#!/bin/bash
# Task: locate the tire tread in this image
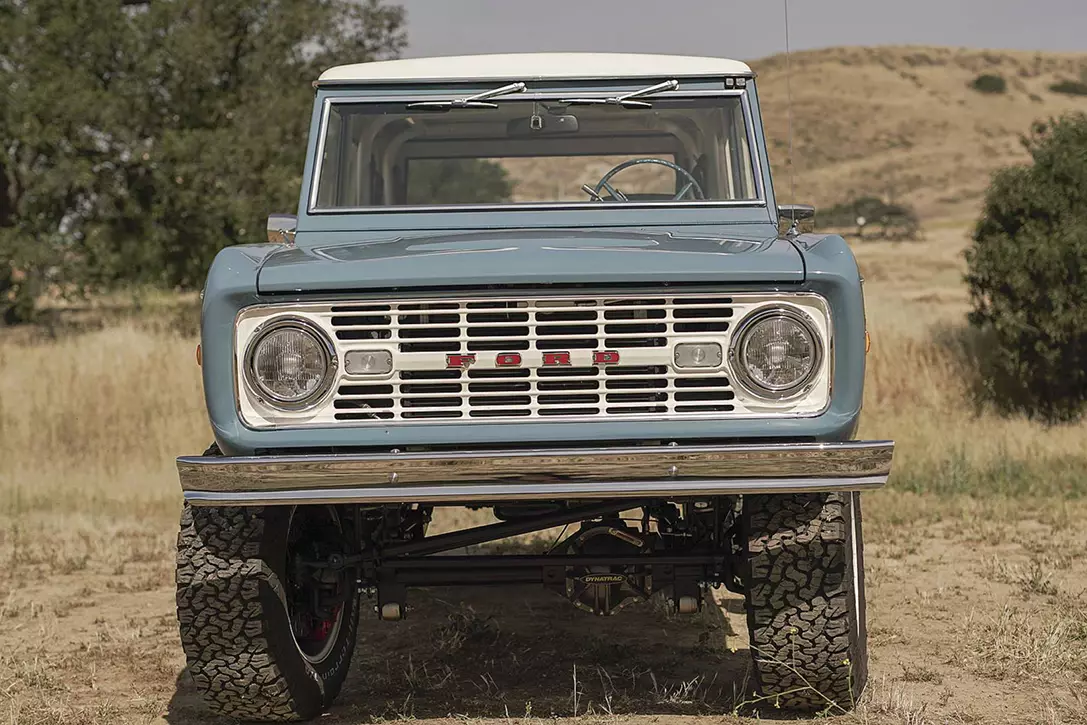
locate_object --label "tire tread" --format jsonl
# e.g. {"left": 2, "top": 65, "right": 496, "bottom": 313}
{"left": 743, "top": 492, "right": 866, "bottom": 712}
{"left": 176, "top": 505, "right": 312, "bottom": 722}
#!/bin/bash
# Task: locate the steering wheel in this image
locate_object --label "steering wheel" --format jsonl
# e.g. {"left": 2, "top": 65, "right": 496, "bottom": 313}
{"left": 585, "top": 158, "right": 705, "bottom": 202}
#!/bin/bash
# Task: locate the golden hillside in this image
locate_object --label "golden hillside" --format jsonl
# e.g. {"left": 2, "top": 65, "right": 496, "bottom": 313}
{"left": 501, "top": 46, "right": 1087, "bottom": 223}
{"left": 756, "top": 45, "right": 1087, "bottom": 221}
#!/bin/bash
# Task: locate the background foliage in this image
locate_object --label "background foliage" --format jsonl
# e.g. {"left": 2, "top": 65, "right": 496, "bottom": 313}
{"left": 965, "top": 114, "right": 1087, "bottom": 422}
{"left": 819, "top": 195, "right": 921, "bottom": 240}
{"left": 1049, "top": 79, "right": 1087, "bottom": 97}
{"left": 0, "top": 0, "right": 406, "bottom": 322}
{"left": 970, "top": 73, "right": 1008, "bottom": 94}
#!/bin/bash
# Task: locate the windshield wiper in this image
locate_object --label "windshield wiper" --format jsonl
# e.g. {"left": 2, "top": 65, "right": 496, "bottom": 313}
{"left": 559, "top": 79, "right": 679, "bottom": 109}
{"left": 406, "top": 81, "right": 527, "bottom": 110}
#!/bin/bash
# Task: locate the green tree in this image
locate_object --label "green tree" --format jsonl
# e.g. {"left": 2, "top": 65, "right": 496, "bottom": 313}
{"left": 965, "top": 115, "right": 1087, "bottom": 421}
{"left": 0, "top": 0, "right": 136, "bottom": 319}
{"left": 0, "top": 0, "right": 406, "bottom": 321}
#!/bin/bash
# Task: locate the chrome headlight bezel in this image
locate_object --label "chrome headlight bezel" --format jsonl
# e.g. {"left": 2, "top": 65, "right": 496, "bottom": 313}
{"left": 728, "top": 306, "right": 824, "bottom": 401}
{"left": 243, "top": 316, "right": 338, "bottom": 410}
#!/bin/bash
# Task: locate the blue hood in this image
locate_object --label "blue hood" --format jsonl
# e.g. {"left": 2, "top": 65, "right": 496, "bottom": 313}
{"left": 256, "top": 227, "right": 803, "bottom": 294}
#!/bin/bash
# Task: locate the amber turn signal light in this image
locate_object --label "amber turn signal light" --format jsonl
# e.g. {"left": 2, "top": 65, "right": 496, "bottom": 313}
{"left": 196, "top": 344, "right": 202, "bottom": 367}
{"left": 865, "top": 331, "right": 871, "bottom": 354}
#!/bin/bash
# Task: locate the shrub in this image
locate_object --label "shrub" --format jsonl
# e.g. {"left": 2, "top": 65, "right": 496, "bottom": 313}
{"left": 0, "top": 231, "right": 48, "bottom": 325}
{"left": 970, "top": 74, "right": 1008, "bottom": 94}
{"left": 820, "top": 196, "right": 921, "bottom": 239}
{"left": 1049, "top": 79, "right": 1087, "bottom": 97}
{"left": 965, "top": 115, "right": 1087, "bottom": 422}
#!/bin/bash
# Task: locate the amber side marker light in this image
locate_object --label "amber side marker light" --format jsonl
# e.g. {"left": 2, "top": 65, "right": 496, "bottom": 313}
{"left": 196, "top": 344, "right": 202, "bottom": 367}
{"left": 865, "top": 331, "right": 871, "bottom": 354}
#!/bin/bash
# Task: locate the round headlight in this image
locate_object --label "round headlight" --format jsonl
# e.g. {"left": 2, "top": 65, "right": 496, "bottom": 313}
{"left": 731, "top": 308, "right": 821, "bottom": 398}
{"left": 246, "top": 320, "right": 335, "bottom": 407}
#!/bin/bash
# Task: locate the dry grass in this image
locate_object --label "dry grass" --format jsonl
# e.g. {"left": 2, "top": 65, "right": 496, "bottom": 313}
{"left": 0, "top": 326, "right": 206, "bottom": 495}
{"left": 0, "top": 326, "right": 205, "bottom": 649}
{"left": 964, "top": 598, "right": 1087, "bottom": 682}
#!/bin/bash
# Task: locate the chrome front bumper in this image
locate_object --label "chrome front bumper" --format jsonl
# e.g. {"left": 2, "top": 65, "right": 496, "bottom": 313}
{"left": 178, "top": 441, "right": 894, "bottom": 506}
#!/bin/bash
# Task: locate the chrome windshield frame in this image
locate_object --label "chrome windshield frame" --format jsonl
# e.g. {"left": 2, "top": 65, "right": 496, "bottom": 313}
{"left": 306, "top": 87, "right": 765, "bottom": 215}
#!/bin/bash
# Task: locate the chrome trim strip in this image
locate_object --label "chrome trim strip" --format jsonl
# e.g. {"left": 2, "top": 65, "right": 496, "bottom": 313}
{"left": 308, "top": 97, "right": 333, "bottom": 212}
{"left": 178, "top": 440, "right": 894, "bottom": 503}
{"left": 740, "top": 91, "right": 765, "bottom": 202}
{"left": 728, "top": 306, "right": 824, "bottom": 400}
{"left": 242, "top": 316, "right": 339, "bottom": 410}
{"left": 308, "top": 200, "right": 768, "bottom": 215}
{"left": 315, "top": 76, "right": 757, "bottom": 89}
{"left": 183, "top": 475, "right": 888, "bottom": 506}
{"left": 320, "top": 89, "right": 748, "bottom": 105}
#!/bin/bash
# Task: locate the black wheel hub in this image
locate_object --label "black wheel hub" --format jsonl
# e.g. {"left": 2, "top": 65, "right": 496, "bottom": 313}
{"left": 286, "top": 506, "right": 351, "bottom": 662}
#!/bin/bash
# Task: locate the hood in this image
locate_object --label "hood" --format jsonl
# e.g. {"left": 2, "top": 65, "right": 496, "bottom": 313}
{"left": 256, "top": 227, "right": 803, "bottom": 294}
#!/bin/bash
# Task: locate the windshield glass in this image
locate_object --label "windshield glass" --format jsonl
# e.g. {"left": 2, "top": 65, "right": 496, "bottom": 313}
{"left": 312, "top": 94, "right": 758, "bottom": 210}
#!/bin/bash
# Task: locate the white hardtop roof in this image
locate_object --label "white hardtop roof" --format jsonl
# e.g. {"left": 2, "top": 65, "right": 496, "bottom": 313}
{"left": 318, "top": 53, "right": 753, "bottom": 85}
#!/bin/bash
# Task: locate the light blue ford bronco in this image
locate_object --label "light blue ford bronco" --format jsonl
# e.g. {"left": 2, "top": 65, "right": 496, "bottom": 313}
{"left": 175, "top": 53, "right": 894, "bottom": 720}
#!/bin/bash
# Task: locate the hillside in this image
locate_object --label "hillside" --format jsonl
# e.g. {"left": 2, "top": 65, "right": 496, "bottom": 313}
{"left": 756, "top": 45, "right": 1087, "bottom": 221}
{"left": 503, "top": 46, "right": 1087, "bottom": 223}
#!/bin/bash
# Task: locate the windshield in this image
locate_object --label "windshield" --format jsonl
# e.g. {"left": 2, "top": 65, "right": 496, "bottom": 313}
{"left": 311, "top": 94, "right": 759, "bottom": 210}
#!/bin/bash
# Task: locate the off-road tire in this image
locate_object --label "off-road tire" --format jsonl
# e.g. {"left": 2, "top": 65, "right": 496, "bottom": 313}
{"left": 176, "top": 504, "right": 360, "bottom": 721}
{"left": 742, "top": 491, "right": 867, "bottom": 712}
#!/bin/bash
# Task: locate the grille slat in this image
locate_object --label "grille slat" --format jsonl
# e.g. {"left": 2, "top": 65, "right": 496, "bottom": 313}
{"left": 340, "top": 331, "right": 691, "bottom": 341}
{"left": 327, "top": 293, "right": 743, "bottom": 423}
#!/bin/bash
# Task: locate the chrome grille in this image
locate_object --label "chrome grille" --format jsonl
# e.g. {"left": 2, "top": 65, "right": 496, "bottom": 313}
{"left": 234, "top": 292, "right": 833, "bottom": 429}
{"left": 328, "top": 297, "right": 736, "bottom": 422}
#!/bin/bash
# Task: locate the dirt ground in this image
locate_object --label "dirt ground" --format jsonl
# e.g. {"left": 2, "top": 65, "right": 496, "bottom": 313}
{"left": 3, "top": 494, "right": 1085, "bottom": 725}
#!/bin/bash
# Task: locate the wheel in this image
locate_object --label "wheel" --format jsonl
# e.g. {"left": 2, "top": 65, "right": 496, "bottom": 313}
{"left": 741, "top": 491, "right": 867, "bottom": 712}
{"left": 176, "top": 504, "right": 360, "bottom": 721}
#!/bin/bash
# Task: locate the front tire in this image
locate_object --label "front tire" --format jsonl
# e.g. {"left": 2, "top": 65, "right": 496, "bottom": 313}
{"left": 176, "top": 504, "right": 359, "bottom": 721}
{"left": 742, "top": 491, "right": 867, "bottom": 712}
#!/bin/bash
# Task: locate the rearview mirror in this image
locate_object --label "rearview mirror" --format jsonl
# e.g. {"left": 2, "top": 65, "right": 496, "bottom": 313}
{"left": 267, "top": 214, "right": 297, "bottom": 244}
{"left": 506, "top": 113, "right": 579, "bottom": 137}
{"left": 778, "top": 204, "right": 816, "bottom": 235}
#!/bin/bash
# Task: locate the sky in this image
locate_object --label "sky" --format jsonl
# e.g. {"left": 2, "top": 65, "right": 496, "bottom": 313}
{"left": 395, "top": 0, "right": 1087, "bottom": 61}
